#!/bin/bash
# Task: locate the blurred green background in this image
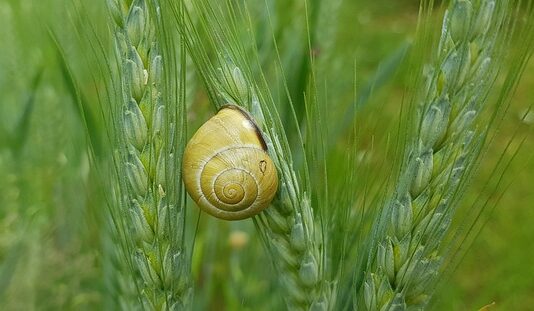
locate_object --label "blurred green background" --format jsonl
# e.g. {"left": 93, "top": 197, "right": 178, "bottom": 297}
{"left": 0, "top": 0, "right": 532, "bottom": 310}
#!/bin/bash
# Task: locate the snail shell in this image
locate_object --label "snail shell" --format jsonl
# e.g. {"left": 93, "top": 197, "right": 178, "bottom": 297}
{"left": 182, "top": 105, "right": 278, "bottom": 220}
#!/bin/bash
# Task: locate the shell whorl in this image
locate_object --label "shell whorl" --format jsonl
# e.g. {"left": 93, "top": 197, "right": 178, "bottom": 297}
{"left": 182, "top": 105, "right": 278, "bottom": 220}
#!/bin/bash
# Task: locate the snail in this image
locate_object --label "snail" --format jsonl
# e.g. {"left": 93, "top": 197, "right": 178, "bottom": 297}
{"left": 182, "top": 105, "right": 278, "bottom": 220}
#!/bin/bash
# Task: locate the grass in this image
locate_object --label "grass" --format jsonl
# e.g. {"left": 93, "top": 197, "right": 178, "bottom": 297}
{"left": 0, "top": 0, "right": 533, "bottom": 310}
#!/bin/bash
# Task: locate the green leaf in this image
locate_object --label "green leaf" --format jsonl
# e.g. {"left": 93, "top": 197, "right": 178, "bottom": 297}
{"left": 10, "top": 69, "right": 43, "bottom": 155}
{"left": 49, "top": 31, "right": 104, "bottom": 157}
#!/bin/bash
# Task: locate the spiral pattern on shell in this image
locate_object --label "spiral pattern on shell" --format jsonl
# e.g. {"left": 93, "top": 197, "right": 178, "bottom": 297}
{"left": 182, "top": 105, "right": 278, "bottom": 220}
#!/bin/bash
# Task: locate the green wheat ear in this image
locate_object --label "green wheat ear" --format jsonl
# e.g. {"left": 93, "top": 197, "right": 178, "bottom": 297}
{"left": 105, "top": 0, "right": 191, "bottom": 309}
{"left": 169, "top": 0, "right": 330, "bottom": 308}
{"left": 356, "top": 0, "right": 514, "bottom": 309}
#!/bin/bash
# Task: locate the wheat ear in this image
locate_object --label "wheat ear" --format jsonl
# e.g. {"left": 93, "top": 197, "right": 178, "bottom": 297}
{"left": 176, "top": 0, "right": 329, "bottom": 306}
{"left": 357, "top": 0, "right": 506, "bottom": 309}
{"left": 233, "top": 73, "right": 328, "bottom": 310}
{"left": 107, "top": 0, "right": 191, "bottom": 309}
{"left": 214, "top": 61, "right": 328, "bottom": 310}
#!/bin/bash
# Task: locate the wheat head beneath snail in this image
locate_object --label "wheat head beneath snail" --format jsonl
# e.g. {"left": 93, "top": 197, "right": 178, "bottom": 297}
{"left": 182, "top": 105, "right": 278, "bottom": 220}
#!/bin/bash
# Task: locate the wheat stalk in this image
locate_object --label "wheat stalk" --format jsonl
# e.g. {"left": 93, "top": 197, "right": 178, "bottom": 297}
{"left": 106, "top": 0, "right": 191, "bottom": 309}
{"left": 356, "top": 0, "right": 507, "bottom": 309}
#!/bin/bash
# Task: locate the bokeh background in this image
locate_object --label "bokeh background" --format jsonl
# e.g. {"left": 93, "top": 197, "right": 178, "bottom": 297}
{"left": 0, "top": 0, "right": 532, "bottom": 309}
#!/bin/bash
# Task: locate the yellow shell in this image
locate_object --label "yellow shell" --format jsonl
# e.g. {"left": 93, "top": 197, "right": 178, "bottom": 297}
{"left": 182, "top": 105, "right": 278, "bottom": 220}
